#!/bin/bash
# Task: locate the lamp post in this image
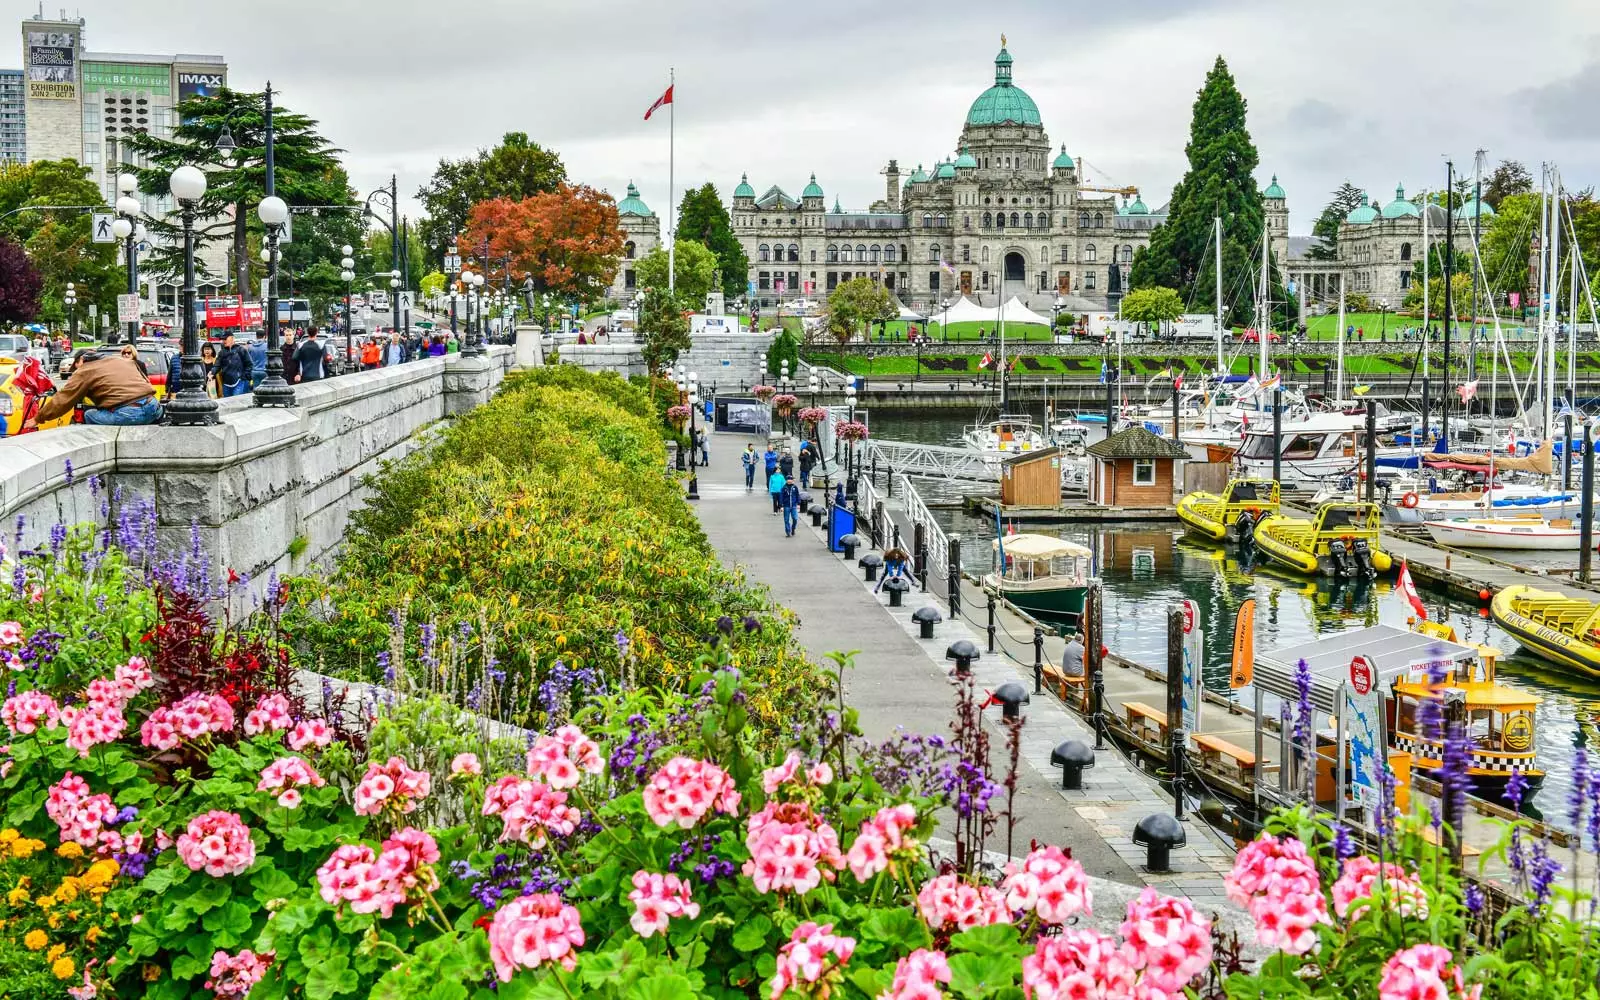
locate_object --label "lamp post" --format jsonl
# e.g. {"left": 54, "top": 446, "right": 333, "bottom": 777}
{"left": 460, "top": 269, "right": 475, "bottom": 349}
{"left": 470, "top": 273, "right": 486, "bottom": 353}
{"left": 63, "top": 282, "right": 77, "bottom": 342}
{"left": 167, "top": 165, "right": 217, "bottom": 425}
{"left": 111, "top": 173, "right": 142, "bottom": 345}
{"left": 780, "top": 359, "right": 790, "bottom": 436}
{"left": 251, "top": 83, "right": 296, "bottom": 407}
{"left": 845, "top": 381, "right": 858, "bottom": 498}
{"left": 339, "top": 244, "right": 356, "bottom": 364}
{"left": 686, "top": 383, "right": 701, "bottom": 501}
{"left": 1379, "top": 298, "right": 1389, "bottom": 343}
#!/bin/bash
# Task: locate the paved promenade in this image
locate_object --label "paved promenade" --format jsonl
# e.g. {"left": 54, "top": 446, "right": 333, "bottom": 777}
{"left": 691, "top": 433, "right": 1244, "bottom": 910}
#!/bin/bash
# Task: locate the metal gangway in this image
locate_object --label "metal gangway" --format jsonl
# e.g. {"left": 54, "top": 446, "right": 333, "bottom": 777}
{"left": 859, "top": 438, "right": 998, "bottom": 484}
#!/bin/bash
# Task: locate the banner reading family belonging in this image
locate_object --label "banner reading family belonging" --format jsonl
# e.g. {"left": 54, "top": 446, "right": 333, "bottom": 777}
{"left": 27, "top": 30, "right": 77, "bottom": 100}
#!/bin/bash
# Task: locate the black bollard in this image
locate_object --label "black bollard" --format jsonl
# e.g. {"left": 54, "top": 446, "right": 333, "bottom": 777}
{"left": 986, "top": 592, "right": 997, "bottom": 653}
{"left": 859, "top": 552, "right": 883, "bottom": 582}
{"left": 914, "top": 523, "right": 928, "bottom": 592}
{"left": 947, "top": 639, "right": 979, "bottom": 676}
{"left": 1133, "top": 814, "right": 1187, "bottom": 872}
{"left": 1086, "top": 584, "right": 1106, "bottom": 750}
{"left": 948, "top": 534, "right": 963, "bottom": 619}
{"left": 1033, "top": 626, "right": 1045, "bottom": 694}
{"left": 1582, "top": 422, "right": 1594, "bottom": 584}
{"left": 1565, "top": 412, "right": 1575, "bottom": 492}
{"left": 1052, "top": 740, "right": 1095, "bottom": 790}
{"left": 912, "top": 606, "right": 942, "bottom": 639}
{"left": 1165, "top": 607, "right": 1185, "bottom": 820}
{"left": 992, "top": 682, "right": 1030, "bottom": 720}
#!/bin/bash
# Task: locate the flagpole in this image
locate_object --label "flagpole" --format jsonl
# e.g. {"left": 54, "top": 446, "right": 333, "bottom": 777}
{"left": 668, "top": 67, "right": 675, "bottom": 295}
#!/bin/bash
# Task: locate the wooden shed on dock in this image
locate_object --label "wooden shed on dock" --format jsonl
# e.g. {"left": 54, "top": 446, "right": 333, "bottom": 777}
{"left": 1086, "top": 426, "right": 1187, "bottom": 508}
{"left": 1000, "top": 447, "right": 1062, "bottom": 506}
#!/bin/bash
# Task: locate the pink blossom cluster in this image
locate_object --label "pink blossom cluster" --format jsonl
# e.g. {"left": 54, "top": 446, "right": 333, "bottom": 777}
{"left": 1224, "top": 833, "right": 1330, "bottom": 955}
{"left": 204, "top": 948, "right": 273, "bottom": 998}
{"left": 1378, "top": 944, "right": 1481, "bottom": 1000}
{"left": 481, "top": 775, "right": 579, "bottom": 847}
{"left": 176, "top": 810, "right": 256, "bottom": 877}
{"left": 526, "top": 724, "right": 603, "bottom": 789}
{"left": 767, "top": 921, "right": 855, "bottom": 1000}
{"left": 1331, "top": 856, "right": 1430, "bottom": 920}
{"left": 743, "top": 801, "right": 844, "bottom": 895}
{"left": 287, "top": 718, "right": 332, "bottom": 751}
{"left": 627, "top": 869, "right": 700, "bottom": 938}
{"left": 1119, "top": 887, "right": 1213, "bottom": 996}
{"left": 352, "top": 756, "right": 431, "bottom": 816}
{"left": 64, "top": 703, "right": 126, "bottom": 757}
{"left": 450, "top": 752, "right": 482, "bottom": 777}
{"left": 641, "top": 756, "right": 742, "bottom": 829}
{"left": 486, "top": 893, "right": 586, "bottom": 982}
{"left": 45, "top": 772, "right": 118, "bottom": 847}
{"left": 879, "top": 949, "right": 951, "bottom": 1000}
{"left": 1021, "top": 929, "right": 1135, "bottom": 1000}
{"left": 1002, "top": 845, "right": 1092, "bottom": 925}
{"left": 257, "top": 756, "right": 327, "bottom": 808}
{"left": 315, "top": 827, "right": 440, "bottom": 918}
{"left": 915, "top": 874, "right": 1012, "bottom": 932}
{"left": 243, "top": 694, "right": 293, "bottom": 736}
{"left": 762, "top": 751, "right": 834, "bottom": 796}
{"left": 140, "top": 692, "right": 235, "bottom": 750}
{"left": 845, "top": 803, "right": 920, "bottom": 881}
{"left": 0, "top": 620, "right": 22, "bottom": 645}
{"left": 2, "top": 690, "right": 60, "bottom": 734}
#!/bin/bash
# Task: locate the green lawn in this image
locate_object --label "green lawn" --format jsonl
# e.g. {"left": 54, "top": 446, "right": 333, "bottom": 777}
{"left": 1299, "top": 311, "right": 1542, "bottom": 342}
{"left": 804, "top": 349, "right": 1565, "bottom": 379}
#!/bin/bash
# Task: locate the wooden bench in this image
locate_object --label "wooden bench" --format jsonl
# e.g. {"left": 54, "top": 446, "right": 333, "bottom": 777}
{"left": 1191, "top": 734, "right": 1258, "bottom": 783}
{"left": 1122, "top": 702, "right": 1168, "bottom": 745}
{"left": 1040, "top": 663, "right": 1088, "bottom": 709}
{"left": 1419, "top": 825, "right": 1483, "bottom": 858}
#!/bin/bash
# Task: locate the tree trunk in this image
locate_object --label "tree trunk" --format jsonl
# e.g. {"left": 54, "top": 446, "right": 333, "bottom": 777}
{"left": 233, "top": 203, "right": 250, "bottom": 297}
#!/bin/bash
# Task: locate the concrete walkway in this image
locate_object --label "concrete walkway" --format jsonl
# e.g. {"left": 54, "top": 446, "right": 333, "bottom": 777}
{"left": 691, "top": 433, "right": 1244, "bottom": 910}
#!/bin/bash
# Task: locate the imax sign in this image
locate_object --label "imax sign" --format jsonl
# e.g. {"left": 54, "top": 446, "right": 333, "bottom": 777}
{"left": 178, "top": 73, "right": 224, "bottom": 88}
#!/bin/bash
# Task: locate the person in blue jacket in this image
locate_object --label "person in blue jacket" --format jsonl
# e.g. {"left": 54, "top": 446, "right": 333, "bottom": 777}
{"left": 780, "top": 478, "right": 802, "bottom": 537}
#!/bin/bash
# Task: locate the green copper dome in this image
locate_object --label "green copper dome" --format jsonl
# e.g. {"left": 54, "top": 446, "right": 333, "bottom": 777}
{"left": 831, "top": 197, "right": 842, "bottom": 214}
{"left": 933, "top": 160, "right": 956, "bottom": 179}
{"left": 965, "top": 46, "right": 1042, "bottom": 127}
{"left": 1345, "top": 192, "right": 1377, "bottom": 225}
{"left": 954, "top": 146, "right": 978, "bottom": 169}
{"left": 1263, "top": 174, "right": 1285, "bottom": 200}
{"left": 802, "top": 173, "right": 824, "bottom": 199}
{"left": 903, "top": 163, "right": 928, "bottom": 188}
{"left": 1454, "top": 197, "right": 1495, "bottom": 221}
{"left": 1052, "top": 145, "right": 1074, "bottom": 169}
{"left": 1381, "top": 184, "right": 1419, "bottom": 219}
{"left": 1125, "top": 195, "right": 1149, "bottom": 216}
{"left": 733, "top": 173, "right": 754, "bottom": 198}
{"left": 617, "top": 181, "right": 652, "bottom": 217}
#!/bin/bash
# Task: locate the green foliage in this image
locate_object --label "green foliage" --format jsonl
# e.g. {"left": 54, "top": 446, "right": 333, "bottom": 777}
{"left": 1483, "top": 160, "right": 1533, "bottom": 208}
{"left": 639, "top": 285, "right": 692, "bottom": 373}
{"left": 677, "top": 183, "right": 750, "bottom": 299}
{"left": 1119, "top": 286, "right": 1185, "bottom": 330}
{"left": 0, "top": 160, "right": 123, "bottom": 326}
{"left": 365, "top": 224, "right": 428, "bottom": 294}
{"left": 827, "top": 277, "right": 895, "bottom": 345}
{"left": 1402, "top": 273, "right": 1474, "bottom": 317}
{"left": 635, "top": 239, "right": 718, "bottom": 307}
{"left": 415, "top": 132, "right": 567, "bottom": 269}
{"left": 1306, "top": 181, "right": 1364, "bottom": 262}
{"left": 767, "top": 325, "right": 801, "bottom": 378}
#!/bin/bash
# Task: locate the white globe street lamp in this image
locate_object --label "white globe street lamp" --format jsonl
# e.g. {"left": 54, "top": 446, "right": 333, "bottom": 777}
{"left": 167, "top": 164, "right": 214, "bottom": 423}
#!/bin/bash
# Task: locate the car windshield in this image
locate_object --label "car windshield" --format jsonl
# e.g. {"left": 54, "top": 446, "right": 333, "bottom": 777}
{"left": 136, "top": 349, "right": 168, "bottom": 376}
{"left": 0, "top": 336, "right": 30, "bottom": 353}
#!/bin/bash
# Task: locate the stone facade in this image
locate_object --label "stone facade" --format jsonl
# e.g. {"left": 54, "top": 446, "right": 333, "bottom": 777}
{"left": 609, "top": 182, "right": 660, "bottom": 302}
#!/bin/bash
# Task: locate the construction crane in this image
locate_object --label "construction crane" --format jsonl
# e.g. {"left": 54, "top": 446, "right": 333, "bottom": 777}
{"left": 1074, "top": 157, "right": 1139, "bottom": 200}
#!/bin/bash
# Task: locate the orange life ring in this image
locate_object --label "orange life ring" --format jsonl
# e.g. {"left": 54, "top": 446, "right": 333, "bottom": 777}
{"left": 1401, "top": 492, "right": 1420, "bottom": 509}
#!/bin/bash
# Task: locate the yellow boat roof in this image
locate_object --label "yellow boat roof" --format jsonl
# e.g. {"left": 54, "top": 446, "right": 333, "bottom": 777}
{"left": 1392, "top": 680, "right": 1541, "bottom": 709}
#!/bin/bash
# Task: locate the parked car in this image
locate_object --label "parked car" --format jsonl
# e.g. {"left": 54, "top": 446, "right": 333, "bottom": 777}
{"left": 0, "top": 334, "right": 32, "bottom": 363}
{"left": 1236, "top": 328, "right": 1283, "bottom": 344}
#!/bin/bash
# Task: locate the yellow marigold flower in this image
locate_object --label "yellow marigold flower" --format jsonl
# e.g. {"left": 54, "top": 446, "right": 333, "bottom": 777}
{"left": 0, "top": 828, "right": 18, "bottom": 843}
{"left": 7, "top": 887, "right": 30, "bottom": 905}
{"left": 10, "top": 838, "right": 43, "bottom": 859}
{"left": 55, "top": 881, "right": 78, "bottom": 904}
{"left": 47, "top": 913, "right": 61, "bottom": 929}
{"left": 36, "top": 894, "right": 56, "bottom": 909}
{"left": 55, "top": 843, "right": 83, "bottom": 860}
{"left": 84, "top": 860, "right": 118, "bottom": 885}
{"left": 51, "top": 956, "right": 74, "bottom": 980}
{"left": 23, "top": 929, "right": 46, "bottom": 950}
{"left": 46, "top": 942, "right": 64, "bottom": 962}
{"left": 86, "top": 925, "right": 103, "bottom": 944}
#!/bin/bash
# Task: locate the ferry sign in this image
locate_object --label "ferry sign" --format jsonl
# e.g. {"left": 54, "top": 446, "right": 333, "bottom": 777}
{"left": 1349, "top": 654, "right": 1374, "bottom": 696}
{"left": 1344, "top": 654, "right": 1384, "bottom": 809}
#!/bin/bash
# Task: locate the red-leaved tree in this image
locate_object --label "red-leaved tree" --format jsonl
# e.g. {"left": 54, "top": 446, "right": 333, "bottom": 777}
{"left": 0, "top": 237, "right": 42, "bottom": 323}
{"left": 461, "top": 183, "right": 624, "bottom": 303}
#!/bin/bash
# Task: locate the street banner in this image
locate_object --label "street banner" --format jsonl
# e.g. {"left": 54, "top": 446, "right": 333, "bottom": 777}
{"left": 1230, "top": 599, "right": 1255, "bottom": 688}
{"left": 1180, "top": 598, "right": 1203, "bottom": 733}
{"left": 116, "top": 294, "right": 140, "bottom": 323}
{"left": 27, "top": 30, "right": 77, "bottom": 100}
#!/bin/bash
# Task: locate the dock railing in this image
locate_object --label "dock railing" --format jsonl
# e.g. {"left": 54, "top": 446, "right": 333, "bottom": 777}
{"left": 897, "top": 472, "right": 950, "bottom": 582}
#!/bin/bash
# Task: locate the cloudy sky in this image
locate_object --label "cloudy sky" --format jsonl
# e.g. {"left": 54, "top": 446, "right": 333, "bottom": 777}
{"left": 33, "top": 0, "right": 1600, "bottom": 233}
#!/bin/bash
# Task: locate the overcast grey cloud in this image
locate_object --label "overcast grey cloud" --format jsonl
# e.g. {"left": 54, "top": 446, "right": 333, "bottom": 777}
{"left": 26, "top": 0, "right": 1600, "bottom": 232}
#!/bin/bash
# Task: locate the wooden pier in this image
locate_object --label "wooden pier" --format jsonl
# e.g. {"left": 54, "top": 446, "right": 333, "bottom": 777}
{"left": 965, "top": 496, "right": 1181, "bottom": 524}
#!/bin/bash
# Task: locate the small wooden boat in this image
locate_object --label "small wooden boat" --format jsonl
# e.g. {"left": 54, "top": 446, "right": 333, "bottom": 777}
{"left": 984, "top": 533, "right": 1093, "bottom": 625}
{"left": 1490, "top": 585, "right": 1600, "bottom": 678}
{"left": 1252, "top": 501, "right": 1393, "bottom": 578}
{"left": 1177, "top": 478, "right": 1281, "bottom": 544}
{"left": 1205, "top": 443, "right": 1237, "bottom": 463}
{"left": 1424, "top": 516, "right": 1581, "bottom": 551}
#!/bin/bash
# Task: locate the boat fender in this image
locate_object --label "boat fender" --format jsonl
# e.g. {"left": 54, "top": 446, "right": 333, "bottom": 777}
{"left": 1401, "top": 492, "right": 1420, "bottom": 509}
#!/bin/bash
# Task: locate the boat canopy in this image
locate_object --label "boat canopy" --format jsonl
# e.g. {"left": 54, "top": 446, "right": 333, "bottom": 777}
{"left": 1423, "top": 439, "right": 1553, "bottom": 476}
{"left": 1255, "top": 623, "right": 1482, "bottom": 713}
{"left": 994, "top": 533, "right": 1093, "bottom": 560}
{"left": 1391, "top": 680, "right": 1540, "bottom": 711}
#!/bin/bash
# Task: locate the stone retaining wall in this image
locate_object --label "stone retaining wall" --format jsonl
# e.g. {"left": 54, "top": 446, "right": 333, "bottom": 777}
{"left": 0, "top": 347, "right": 514, "bottom": 584}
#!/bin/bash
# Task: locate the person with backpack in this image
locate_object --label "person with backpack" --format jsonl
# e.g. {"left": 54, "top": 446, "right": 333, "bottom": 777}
{"left": 741, "top": 444, "right": 757, "bottom": 492}
{"left": 294, "top": 328, "right": 330, "bottom": 382}
{"left": 247, "top": 332, "right": 268, "bottom": 388}
{"left": 767, "top": 468, "right": 785, "bottom": 515}
{"left": 780, "top": 477, "right": 802, "bottom": 537}
{"left": 214, "top": 332, "right": 251, "bottom": 397}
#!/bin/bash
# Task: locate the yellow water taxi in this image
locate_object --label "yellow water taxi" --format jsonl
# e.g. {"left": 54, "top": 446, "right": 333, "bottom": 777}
{"left": 1252, "top": 501, "right": 1393, "bottom": 578}
{"left": 1177, "top": 478, "right": 1281, "bottom": 544}
{"left": 1490, "top": 585, "right": 1600, "bottom": 678}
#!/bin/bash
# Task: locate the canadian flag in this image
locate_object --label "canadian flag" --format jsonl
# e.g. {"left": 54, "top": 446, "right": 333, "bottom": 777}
{"left": 1397, "top": 560, "right": 1427, "bottom": 620}
{"left": 979, "top": 352, "right": 994, "bottom": 369}
{"left": 644, "top": 84, "right": 674, "bottom": 121}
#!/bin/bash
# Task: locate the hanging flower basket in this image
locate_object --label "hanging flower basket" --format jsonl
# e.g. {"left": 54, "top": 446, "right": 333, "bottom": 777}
{"left": 773, "top": 394, "right": 798, "bottom": 415}
{"left": 665, "top": 404, "right": 690, "bottom": 426}
{"left": 797, "top": 407, "right": 829, "bottom": 426}
{"left": 835, "top": 421, "right": 870, "bottom": 442}
{"left": 752, "top": 385, "right": 777, "bottom": 402}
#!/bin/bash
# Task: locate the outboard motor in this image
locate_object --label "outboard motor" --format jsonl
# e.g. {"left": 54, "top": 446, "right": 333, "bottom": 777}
{"left": 1235, "top": 513, "right": 1255, "bottom": 548}
{"left": 1351, "top": 539, "right": 1377, "bottom": 579}
{"left": 1328, "top": 538, "right": 1354, "bottom": 579}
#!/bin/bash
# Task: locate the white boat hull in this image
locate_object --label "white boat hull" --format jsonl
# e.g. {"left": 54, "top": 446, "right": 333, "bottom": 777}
{"left": 1424, "top": 520, "right": 1582, "bottom": 551}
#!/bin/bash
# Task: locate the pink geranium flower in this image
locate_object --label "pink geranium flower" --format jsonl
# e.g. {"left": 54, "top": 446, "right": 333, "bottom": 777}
{"left": 1119, "top": 887, "right": 1212, "bottom": 995}
{"left": 743, "top": 801, "right": 844, "bottom": 896}
{"left": 175, "top": 811, "right": 256, "bottom": 877}
{"left": 45, "top": 772, "right": 118, "bottom": 847}
{"left": 641, "top": 756, "right": 741, "bottom": 829}
{"left": 526, "top": 724, "right": 603, "bottom": 789}
{"left": 626, "top": 870, "right": 700, "bottom": 938}
{"left": 844, "top": 803, "right": 919, "bottom": 882}
{"left": 2, "top": 690, "right": 59, "bottom": 735}
{"left": 257, "top": 756, "right": 326, "bottom": 808}
{"left": 205, "top": 949, "right": 273, "bottom": 998}
{"left": 487, "top": 894, "right": 585, "bottom": 981}
{"left": 768, "top": 921, "right": 854, "bottom": 1000}
{"left": 1002, "top": 845, "right": 1092, "bottom": 925}
{"left": 880, "top": 949, "right": 951, "bottom": 1000}
{"left": 352, "top": 756, "right": 431, "bottom": 816}
{"left": 1379, "top": 944, "right": 1481, "bottom": 1000}
{"left": 481, "top": 775, "right": 579, "bottom": 847}
{"left": 916, "top": 874, "right": 1012, "bottom": 933}
{"left": 242, "top": 693, "right": 293, "bottom": 736}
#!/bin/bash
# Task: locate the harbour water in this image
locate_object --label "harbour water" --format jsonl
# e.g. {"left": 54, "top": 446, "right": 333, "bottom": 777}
{"left": 868, "top": 408, "right": 1600, "bottom": 822}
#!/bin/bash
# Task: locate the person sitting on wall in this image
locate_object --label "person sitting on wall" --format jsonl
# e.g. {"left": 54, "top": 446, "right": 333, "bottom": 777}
{"left": 29, "top": 349, "right": 160, "bottom": 427}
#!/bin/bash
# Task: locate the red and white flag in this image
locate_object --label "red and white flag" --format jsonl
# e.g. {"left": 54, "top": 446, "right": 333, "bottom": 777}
{"left": 1397, "top": 560, "right": 1427, "bottom": 620}
{"left": 644, "top": 84, "right": 674, "bottom": 121}
{"left": 979, "top": 352, "right": 994, "bottom": 369}
{"left": 1457, "top": 380, "right": 1479, "bottom": 403}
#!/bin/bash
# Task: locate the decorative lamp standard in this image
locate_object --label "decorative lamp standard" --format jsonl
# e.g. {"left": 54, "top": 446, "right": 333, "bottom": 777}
{"left": 251, "top": 83, "right": 295, "bottom": 407}
{"left": 686, "top": 384, "right": 701, "bottom": 501}
{"left": 674, "top": 375, "right": 688, "bottom": 470}
{"left": 844, "top": 381, "right": 859, "bottom": 498}
{"left": 63, "top": 282, "right": 78, "bottom": 342}
{"left": 469, "top": 272, "right": 486, "bottom": 353}
{"left": 339, "top": 244, "right": 356, "bottom": 359}
{"left": 167, "top": 165, "right": 217, "bottom": 425}
{"left": 112, "top": 173, "right": 142, "bottom": 345}
{"left": 1379, "top": 297, "right": 1389, "bottom": 343}
{"left": 808, "top": 372, "right": 819, "bottom": 407}
{"left": 780, "top": 359, "right": 791, "bottom": 436}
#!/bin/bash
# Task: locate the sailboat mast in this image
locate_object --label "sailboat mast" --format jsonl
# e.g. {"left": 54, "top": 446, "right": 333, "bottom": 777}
{"left": 1422, "top": 187, "right": 1430, "bottom": 389}
{"left": 1214, "top": 217, "right": 1224, "bottom": 374}
{"left": 1336, "top": 279, "right": 1346, "bottom": 400}
{"left": 1571, "top": 199, "right": 1579, "bottom": 411}
{"left": 998, "top": 271, "right": 1006, "bottom": 411}
{"left": 1548, "top": 167, "right": 1561, "bottom": 434}
{"left": 1443, "top": 158, "right": 1455, "bottom": 449}
{"left": 1537, "top": 166, "right": 1549, "bottom": 436}
{"left": 1258, "top": 222, "right": 1269, "bottom": 379}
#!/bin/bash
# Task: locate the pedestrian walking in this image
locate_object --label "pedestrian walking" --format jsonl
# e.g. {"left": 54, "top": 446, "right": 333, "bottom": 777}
{"left": 200, "top": 342, "right": 219, "bottom": 397}
{"left": 282, "top": 331, "right": 300, "bottom": 384}
{"left": 779, "top": 449, "right": 795, "bottom": 480}
{"left": 699, "top": 428, "right": 709, "bottom": 465}
{"left": 876, "top": 546, "right": 912, "bottom": 593}
{"left": 360, "top": 338, "right": 381, "bottom": 370}
{"left": 798, "top": 441, "right": 816, "bottom": 486}
{"left": 768, "top": 469, "right": 786, "bottom": 514}
{"left": 247, "top": 332, "right": 268, "bottom": 388}
{"left": 215, "top": 332, "right": 250, "bottom": 398}
{"left": 294, "top": 328, "right": 329, "bottom": 383}
{"left": 741, "top": 444, "right": 757, "bottom": 492}
{"left": 780, "top": 478, "right": 802, "bottom": 537}
{"left": 763, "top": 445, "right": 778, "bottom": 479}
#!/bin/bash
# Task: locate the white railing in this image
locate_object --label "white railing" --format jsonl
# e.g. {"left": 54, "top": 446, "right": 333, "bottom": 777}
{"left": 862, "top": 438, "right": 996, "bottom": 483}
{"left": 897, "top": 472, "right": 950, "bottom": 580}
{"left": 1061, "top": 457, "right": 1091, "bottom": 495}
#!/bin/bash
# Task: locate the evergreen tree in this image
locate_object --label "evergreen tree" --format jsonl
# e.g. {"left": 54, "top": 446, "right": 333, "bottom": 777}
{"left": 1306, "top": 182, "right": 1364, "bottom": 261}
{"left": 1129, "top": 57, "right": 1287, "bottom": 328}
{"left": 676, "top": 183, "right": 749, "bottom": 299}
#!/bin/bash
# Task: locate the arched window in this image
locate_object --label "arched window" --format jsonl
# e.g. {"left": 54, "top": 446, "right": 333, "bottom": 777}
{"left": 1023, "top": 212, "right": 1033, "bottom": 229}
{"left": 870, "top": 244, "right": 881, "bottom": 262}
{"left": 1094, "top": 212, "right": 1104, "bottom": 228}
{"left": 624, "top": 241, "right": 635, "bottom": 260}
{"left": 1400, "top": 242, "right": 1413, "bottom": 261}
{"left": 1120, "top": 245, "right": 1133, "bottom": 263}
{"left": 855, "top": 244, "right": 867, "bottom": 262}
{"left": 983, "top": 212, "right": 993, "bottom": 227}
{"left": 963, "top": 214, "right": 971, "bottom": 230}
{"left": 928, "top": 244, "right": 941, "bottom": 263}
{"left": 936, "top": 213, "right": 946, "bottom": 228}
{"left": 1085, "top": 244, "right": 1097, "bottom": 262}
{"left": 788, "top": 244, "right": 799, "bottom": 262}
{"left": 1059, "top": 246, "right": 1069, "bottom": 263}
{"left": 923, "top": 213, "right": 932, "bottom": 228}
{"left": 827, "top": 243, "right": 838, "bottom": 262}
{"left": 1078, "top": 211, "right": 1090, "bottom": 228}
{"left": 883, "top": 244, "right": 896, "bottom": 262}
{"left": 759, "top": 244, "right": 770, "bottom": 262}
{"left": 1010, "top": 212, "right": 1020, "bottom": 228}
{"left": 996, "top": 213, "right": 1006, "bottom": 229}
{"left": 982, "top": 247, "right": 990, "bottom": 263}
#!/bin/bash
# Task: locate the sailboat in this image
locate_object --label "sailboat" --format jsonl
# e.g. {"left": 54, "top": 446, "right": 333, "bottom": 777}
{"left": 963, "top": 270, "right": 1045, "bottom": 465}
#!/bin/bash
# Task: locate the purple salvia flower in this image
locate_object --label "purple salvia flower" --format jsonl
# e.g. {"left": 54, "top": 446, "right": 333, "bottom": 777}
{"left": 1464, "top": 883, "right": 1484, "bottom": 914}
{"left": 62, "top": 458, "right": 73, "bottom": 484}
{"left": 1507, "top": 767, "right": 1528, "bottom": 812}
{"left": 1586, "top": 762, "right": 1600, "bottom": 851}
{"left": 1527, "top": 837, "right": 1561, "bottom": 913}
{"left": 1569, "top": 747, "right": 1590, "bottom": 831}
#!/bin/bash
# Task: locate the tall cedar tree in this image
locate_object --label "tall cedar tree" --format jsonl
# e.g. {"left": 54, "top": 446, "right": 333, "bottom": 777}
{"left": 459, "top": 185, "right": 624, "bottom": 304}
{"left": 676, "top": 183, "right": 750, "bottom": 298}
{"left": 124, "top": 89, "right": 350, "bottom": 296}
{"left": 416, "top": 133, "right": 566, "bottom": 268}
{"left": 1306, "top": 182, "right": 1365, "bottom": 262}
{"left": 1129, "top": 57, "right": 1291, "bottom": 327}
{"left": 638, "top": 285, "right": 691, "bottom": 373}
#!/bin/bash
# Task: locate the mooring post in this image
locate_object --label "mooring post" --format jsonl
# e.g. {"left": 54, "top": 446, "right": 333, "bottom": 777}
{"left": 1565, "top": 411, "right": 1574, "bottom": 493}
{"left": 1086, "top": 584, "right": 1106, "bottom": 750}
{"left": 914, "top": 522, "right": 928, "bottom": 592}
{"left": 986, "top": 591, "right": 997, "bottom": 654}
{"left": 948, "top": 534, "right": 962, "bottom": 620}
{"left": 1365, "top": 399, "right": 1377, "bottom": 504}
{"left": 1033, "top": 626, "right": 1045, "bottom": 695}
{"left": 1271, "top": 388, "right": 1283, "bottom": 485}
{"left": 1166, "top": 607, "right": 1186, "bottom": 820}
{"left": 1582, "top": 422, "right": 1595, "bottom": 584}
